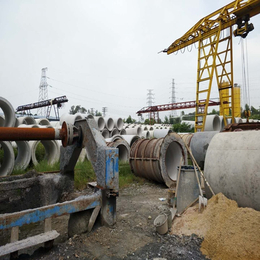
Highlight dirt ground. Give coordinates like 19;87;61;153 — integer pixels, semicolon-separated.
1;182;207;260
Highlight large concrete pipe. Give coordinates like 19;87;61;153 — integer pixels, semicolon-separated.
94;116;106;131
113;117;123;130
49;121;61;128
129;133;187;187
204;115;221;131
105;134;123;143
153;129;173;138
18;124;39;129
14;141;32;170
105;117;114;131
121;135;140;147
0;115;4;127
110;128;119;137
219;116;225;131
29;140;60;166
0;141;15;176
0;97;16;127
141;131;150;139
107;139;130;162
125;126;142;136
190;131;218;170
86;114;94;119
35;118;50;126
17;116;37;125
204;131;260;210
120;128;126;135
60;113;83;125
101;129;110;139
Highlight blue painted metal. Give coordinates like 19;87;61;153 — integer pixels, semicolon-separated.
105;148;119;191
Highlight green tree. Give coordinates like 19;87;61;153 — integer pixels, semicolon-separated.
164;116;169;124
126;115;133;124
69;105;87;114
173;122;194;133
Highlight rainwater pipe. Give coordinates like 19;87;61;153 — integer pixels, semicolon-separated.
204;130;260;211
0;97;16;127
94;116;106;131
0;141;15;176
113;117;123;130
204;115;221;131
129;133;187;187
106;139;130;162
121;135;140;147
190;131;218;170
153;129;173;138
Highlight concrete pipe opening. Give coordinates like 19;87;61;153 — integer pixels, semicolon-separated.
60;113;83;126
105;117;114;131
205;115;221;131
120;128;126;135
35;118;50;126
0;115;5;127
114;117;123;130
107;140;130;162
17;116;37;125
110;128;119;137
0;141;15;176
101;129;110;139
122;135;140;147
0;97;16;127
141;131;150;139
14;141;32;170
94;116;106;131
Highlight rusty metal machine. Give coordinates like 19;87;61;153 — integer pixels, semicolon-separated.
0;118;119;258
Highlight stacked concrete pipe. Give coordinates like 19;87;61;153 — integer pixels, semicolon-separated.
129;133;187;187
0;97;16;127
94;116;106;131
107;139;130;162
153;129;173;138
121;135;140;147
204;115;221;131
17;116;37;126
125;126;142;136
105;117;114;131
141;131;150;139
0;115;5;127
113;117;123;131
204;130;260;211
101;129;110;138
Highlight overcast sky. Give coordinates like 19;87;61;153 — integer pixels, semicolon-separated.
1;0;260;121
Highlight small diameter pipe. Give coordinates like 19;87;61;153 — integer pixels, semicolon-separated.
0;141;15;176
110;128;119;137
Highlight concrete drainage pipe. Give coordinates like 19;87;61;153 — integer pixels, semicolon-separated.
101;129;110;139
14;141;32;170
105;117;114;131
94;116;106;131
29;140;60;166
17;116;37;125
121;135;140;147
141;131;150;139
120;129;126;135
0;97;16;127
35;118;50;126
125;127;142;136
105;134;123;143
60;113;84;125
113;117;123;130
107;139;130;162
0;141;15;176
204;131;260;210
204;115;221;131
110;128;120;137
153;129;173;138
190;131;218;170
0;115;5;127
129;133;187;187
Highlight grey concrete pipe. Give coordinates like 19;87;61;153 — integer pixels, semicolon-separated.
141;131;150;139
204;131;260;211
120;128;126;135
60;113;83;125
101;129;110;139
179;133;193;148
86;114;94;119
153;129;173;138
105;117;114;131
94;116;106;131
129;133;187;187
219;116;225;131
204;115;221;131
0;97;16;127
13;141;32;170
0;141;15;176
121;135;140;147
125;126;142;136
113;117;123;130
35;118;50;126
190;131;218;170
110;128;120;137
29;140;60;166
107;139;130;162
49;121;61;128
17;116;37;125
0;115;4;127
105;134;123;143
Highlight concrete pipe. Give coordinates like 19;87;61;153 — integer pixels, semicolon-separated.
120;128;126;135
204;131;260;210
149;130;154;138
107;139;130;162
86;114;94;119
129;133;187;187
110;128;120;137
17;116;37;125
218;116;225;131
179;133;194;148
113;117;123;130
190;131;218;170
29;140;60;166
0;115;4;127
60;113;83;125
121;135;140;147
105;134;123;143
149;126;154;131
204;115;221;131
0;141;15;176
101;129;110;139
35;118;50;126
94;116;106;131
14;141;32;170
0;97;16;127
235;117;242;123
125;126;142;136
141;131;150;139
105;117;114;131
153;129;173;138
141;125;148;131
18;124;39;128
49;121;61;128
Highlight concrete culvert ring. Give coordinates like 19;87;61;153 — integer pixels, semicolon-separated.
0;141;15;176
0;97;16;127
14;141;32;170
107;139;130;162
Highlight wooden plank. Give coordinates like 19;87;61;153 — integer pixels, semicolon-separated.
10;226;19;243
0;230;59;256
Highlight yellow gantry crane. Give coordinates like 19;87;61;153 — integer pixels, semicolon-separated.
164;0;260;132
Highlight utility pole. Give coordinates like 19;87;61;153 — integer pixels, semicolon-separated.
170;79;177;117
102;107;107;117
37;67;49;116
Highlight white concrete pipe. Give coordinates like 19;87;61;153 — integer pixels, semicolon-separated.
0;97;16;127
86;114;94;119
35;118;50;126
120;128;126;135
0;141;15;176
149;126;154;131
0;115;4;127
17;116;37;125
204;115;221;131
141;125;148;131
105;117;114;131
235;117;242;123
179;133;194;148
125;126;142;136
129;133;187;187
101;129;110;139
18;124;39;128
107;139;130;162
105;134;123;143
153;129;173;138
110;128;120;137
218;116;225;131
29;140;60;166
113;117;123;130
49;121;61;128
204;131;260;211
121;135;140;147
149;130;154;138
60;113;84;125
141;131;150;139
190;131;218;170
14;141;32;170
94;116;106;131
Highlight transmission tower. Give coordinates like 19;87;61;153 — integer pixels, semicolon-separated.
147;89;154;107
170;79;177;117
37;67;49;116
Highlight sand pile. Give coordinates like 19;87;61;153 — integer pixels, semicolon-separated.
171;193;260;260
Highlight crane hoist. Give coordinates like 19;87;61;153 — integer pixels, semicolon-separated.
163;0;260;132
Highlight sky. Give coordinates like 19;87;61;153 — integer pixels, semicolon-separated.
1;0;260;121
